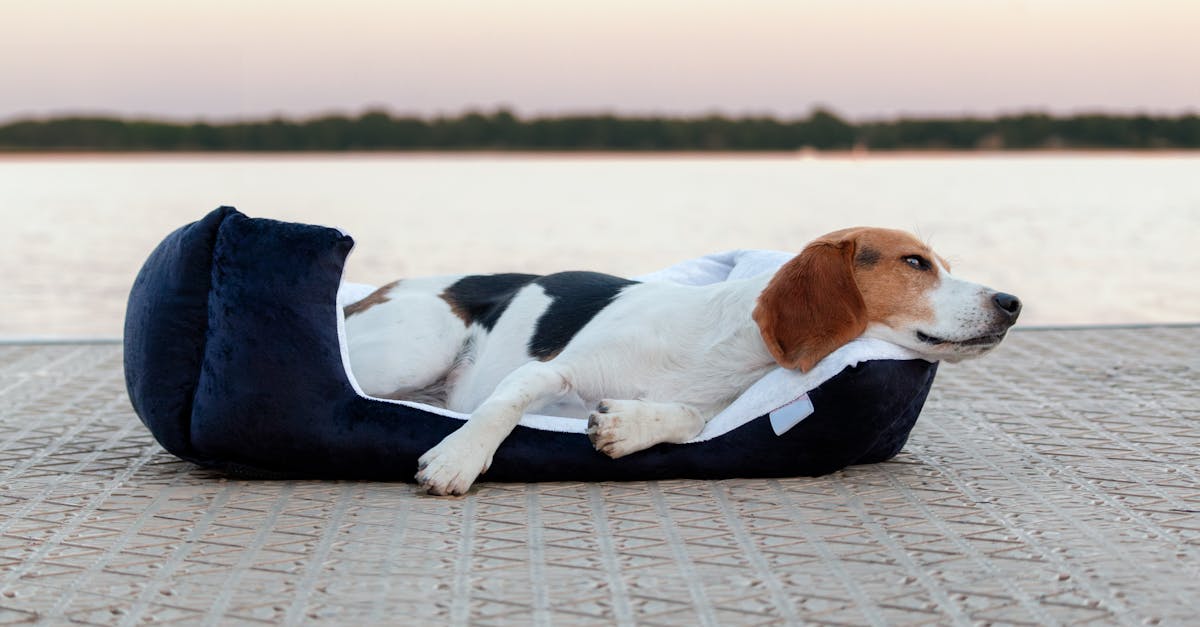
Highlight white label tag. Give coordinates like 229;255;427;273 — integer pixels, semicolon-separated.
769;395;815;436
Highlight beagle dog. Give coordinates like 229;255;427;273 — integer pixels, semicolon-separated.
343;227;1021;495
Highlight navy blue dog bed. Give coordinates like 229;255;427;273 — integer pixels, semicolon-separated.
123;207;937;481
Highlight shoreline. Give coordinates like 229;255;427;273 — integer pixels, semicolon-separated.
2;148;1200;161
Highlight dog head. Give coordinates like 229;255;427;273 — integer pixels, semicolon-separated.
753;227;1021;372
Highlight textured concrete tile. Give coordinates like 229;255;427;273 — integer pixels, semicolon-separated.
0;326;1198;625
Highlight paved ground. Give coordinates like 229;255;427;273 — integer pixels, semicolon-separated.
0;326;1197;625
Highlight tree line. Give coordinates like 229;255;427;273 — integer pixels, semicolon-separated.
1;108;1197;151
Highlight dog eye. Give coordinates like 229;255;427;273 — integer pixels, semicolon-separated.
903;255;931;271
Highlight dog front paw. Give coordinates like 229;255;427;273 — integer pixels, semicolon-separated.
587;400;650;459
416;430;493;496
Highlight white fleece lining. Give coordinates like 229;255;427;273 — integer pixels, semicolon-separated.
335;249;929;442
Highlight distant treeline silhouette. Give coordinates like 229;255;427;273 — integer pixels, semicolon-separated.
1;108;1197;151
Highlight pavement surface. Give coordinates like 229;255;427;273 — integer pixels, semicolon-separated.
0;326;1197;625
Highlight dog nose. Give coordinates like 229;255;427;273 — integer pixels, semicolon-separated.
992;292;1022;320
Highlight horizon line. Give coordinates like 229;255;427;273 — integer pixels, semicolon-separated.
4;105;1200;126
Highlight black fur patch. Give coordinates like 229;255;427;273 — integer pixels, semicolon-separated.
855;246;882;267
440;273;540;331
529;272;639;360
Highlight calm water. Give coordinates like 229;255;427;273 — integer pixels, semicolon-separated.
1;153;1197;337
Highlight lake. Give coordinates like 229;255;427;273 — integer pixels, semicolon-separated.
1;152;1197;338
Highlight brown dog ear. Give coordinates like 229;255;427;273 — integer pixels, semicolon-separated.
752;238;867;372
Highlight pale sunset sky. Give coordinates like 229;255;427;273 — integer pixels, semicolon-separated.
3;0;1197;121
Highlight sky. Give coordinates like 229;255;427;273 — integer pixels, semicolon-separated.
2;0;1198;122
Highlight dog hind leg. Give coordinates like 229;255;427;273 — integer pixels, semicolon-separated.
345;293;467;399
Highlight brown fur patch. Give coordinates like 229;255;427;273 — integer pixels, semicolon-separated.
753;227;943;372
439;290;472;325
855;246;882;267
344;280;401;318
378;375;449;406
842;228;939;329
536;348;563;362
752;238;867;372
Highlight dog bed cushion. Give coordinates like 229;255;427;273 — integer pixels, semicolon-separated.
124;207;938;481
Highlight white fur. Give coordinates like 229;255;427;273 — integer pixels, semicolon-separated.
410;275;783;494
446;286;558;413
344;276;466;398
927;273;1005;342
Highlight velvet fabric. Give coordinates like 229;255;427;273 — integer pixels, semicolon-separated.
124;208;938;480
